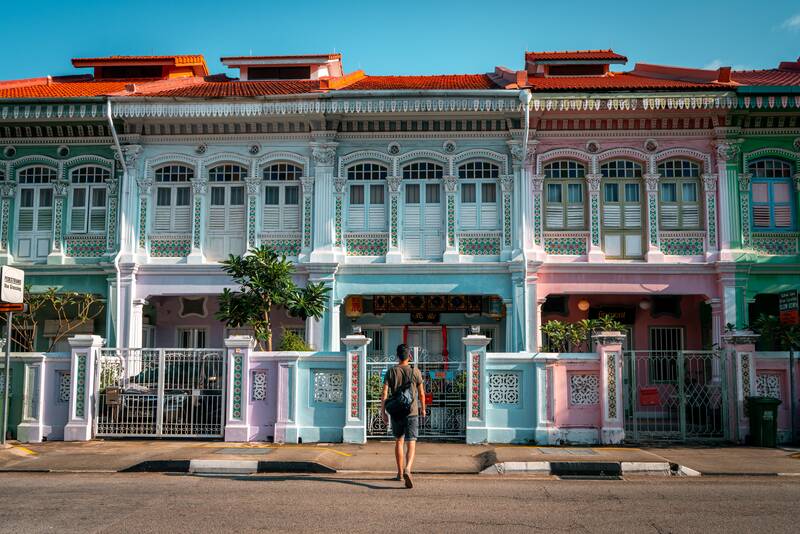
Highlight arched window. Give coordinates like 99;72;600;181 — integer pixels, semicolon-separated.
657;160;701;230
70;166;110;234
346;163;387;232
402;161;444;259
750;158;795;231
153;165;193;233
543;160;585;229
458;161;499;230
207;164;247;260
16;166;58;261
262;162;302;232
601;160;643;258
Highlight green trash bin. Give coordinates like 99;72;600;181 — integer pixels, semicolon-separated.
746;396;782;447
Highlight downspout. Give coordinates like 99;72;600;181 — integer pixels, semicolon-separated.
106;99;126;347
519;89;532;259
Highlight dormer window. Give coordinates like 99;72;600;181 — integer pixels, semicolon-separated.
221;54;343;81
525;50;627;77
248;66;311;80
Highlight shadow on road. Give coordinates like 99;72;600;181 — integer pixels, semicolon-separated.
171;473;407;490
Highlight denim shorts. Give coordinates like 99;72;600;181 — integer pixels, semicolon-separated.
391;415;419;441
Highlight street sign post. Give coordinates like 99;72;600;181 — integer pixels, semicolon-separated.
1;265;24;446
779;290;799;326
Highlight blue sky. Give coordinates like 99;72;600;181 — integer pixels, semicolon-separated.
2;0;798;80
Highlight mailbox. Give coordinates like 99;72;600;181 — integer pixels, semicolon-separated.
105;386;122;406
639;386;661;407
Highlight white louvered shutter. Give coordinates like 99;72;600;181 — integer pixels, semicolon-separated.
661;204;679;228
368;204;385;231
70;187;87;233
546;205;564;228
566;205;584;228
603;204;621;228
173;205;191;233
283;205;300;232
17;189;34;232
752;205;771;228
681;204;700;228
36;189;53;233
461;204;478;228
404;192;422;258
624;204;641;228
773;182;792;228
480;203;497;230
89;188;106;232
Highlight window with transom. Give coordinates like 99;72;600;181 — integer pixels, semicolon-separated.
209;164;248;182
458;161;499;230
544;160;586;230
206;164;246;258
601;160;644;258
16;166;58;261
657;160;701;230
263;162;302;232
153;165;193;233
69;166;110;234
749;158;795;231
347;163;387;232
402;162;443;180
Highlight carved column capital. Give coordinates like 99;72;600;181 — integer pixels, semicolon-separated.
508;140;537;166
137;177;154;196
714;140;742;163
333;176;347;194
387;175;402;193
0;182;17;198
443;175;458;194
644;173;660;193
116;144;143;173
737;172;752;193
310;142;338;167
191;179;208;196
54;180;69;197
300;175;315;194
500;174;515;193
245;176;261;195
586;173;603;193
105;177;119;196
702;173;718;193
530;174;545;192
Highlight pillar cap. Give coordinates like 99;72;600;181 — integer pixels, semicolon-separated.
68;335;105;349
592;331;626;345
224;335;257;349
462;334;491;348
341;334;371;348
722;330;760;346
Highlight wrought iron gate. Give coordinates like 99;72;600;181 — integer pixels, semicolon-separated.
623;350;730;442
95;348;226;438
366;357;467;440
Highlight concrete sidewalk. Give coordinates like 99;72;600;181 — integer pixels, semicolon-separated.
1;440;799;477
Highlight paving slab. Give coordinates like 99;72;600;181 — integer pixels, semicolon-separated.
650;446;800;475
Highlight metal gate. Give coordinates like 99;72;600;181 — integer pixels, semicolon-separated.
95;348;226;438
623;350;730;442
366;357;466;440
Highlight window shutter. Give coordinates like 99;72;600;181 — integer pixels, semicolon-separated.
774;205;792;228
368;204;386;231
603;204;621;228
752;205;771;228
89;188;106;232
623;204;641;228
681;204;700;228
209;205;226;231
423;202;441;227
349;204;365;231
229;204;245;231
461;204;478;228
566;205;584;228
173;205;191;233
70;206;86;233
480;203;498;230
545;205;564;228
154;206;172;232
18;208;33;232
283;205;300;232
37;206;53;232
262;205;280;231
405;204;421;230
661;205;679;228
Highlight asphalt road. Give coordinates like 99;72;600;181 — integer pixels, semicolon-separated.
0;473;798;533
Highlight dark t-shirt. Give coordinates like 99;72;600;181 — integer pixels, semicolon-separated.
384;364;424;417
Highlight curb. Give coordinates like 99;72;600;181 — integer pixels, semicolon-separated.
120;459;337;475
481;461;675;477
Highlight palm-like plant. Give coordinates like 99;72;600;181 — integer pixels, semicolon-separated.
216;246;330;351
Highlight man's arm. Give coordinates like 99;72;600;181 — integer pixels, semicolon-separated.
418;378;426;419
380;383;389;423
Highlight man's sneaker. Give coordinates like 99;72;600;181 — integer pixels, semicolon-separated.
403;471;414;489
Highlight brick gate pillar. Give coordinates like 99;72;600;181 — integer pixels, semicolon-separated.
224;335;255;442
342;328;371;443
64;335;104;441
593;331;626;444
722;330;759;443
464;327;490;444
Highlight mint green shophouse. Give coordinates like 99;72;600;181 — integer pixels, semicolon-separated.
0;97;120;439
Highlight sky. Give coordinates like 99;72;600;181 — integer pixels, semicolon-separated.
1;0;798;80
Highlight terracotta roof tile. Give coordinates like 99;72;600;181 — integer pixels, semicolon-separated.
72;55;206;66
731;69;800;86
134;79;322;97
526;50;627;62
0;79;135;98
343;74;499;90
527;72;722;91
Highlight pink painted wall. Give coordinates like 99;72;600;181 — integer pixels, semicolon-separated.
541;294;707;351
150;295;304;349
248;359;279;441
754;358;795;434
538;271;719;301
551;360;602;429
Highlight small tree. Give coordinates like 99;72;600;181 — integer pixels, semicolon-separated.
216;246;330;351
3;287;104;352
749;314;800;351
541;317;627;352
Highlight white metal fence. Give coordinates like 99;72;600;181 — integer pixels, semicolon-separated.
95;348;226;438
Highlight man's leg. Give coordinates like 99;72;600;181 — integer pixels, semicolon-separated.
405;440;417;474
394;436;405;477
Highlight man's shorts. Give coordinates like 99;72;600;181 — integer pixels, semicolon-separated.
391;415;419;441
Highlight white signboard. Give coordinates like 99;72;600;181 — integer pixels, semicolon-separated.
0;266;24;304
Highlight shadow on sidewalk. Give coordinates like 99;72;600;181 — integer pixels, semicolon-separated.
169;473;406;490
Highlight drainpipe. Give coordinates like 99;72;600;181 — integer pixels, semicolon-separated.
106;99;127;347
519;89;532;258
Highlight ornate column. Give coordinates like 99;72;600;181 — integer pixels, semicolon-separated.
342;329;371;444
737;172;752;249
130;298;147;349
135;175;153;258
510;269;525;352
644;172;664;262
464;328;491;444
64;335;104;441
224;335;255;442
16;355;46;443
309;137;338;263
187;174;207;264
46;179;69;265
118;144;142;262
443;174;459;263
0;181;17;264
707;297;723;384
714;138;742;255
500;174;514;261
245;176;261;251
508;138;537;256
593;331;626;444
702;173;719;260
723;330;759;442
386;175;402;263
586;173;605;262
299;175;315;261
105;174;119;256
333;176;346;258
530;173;545;252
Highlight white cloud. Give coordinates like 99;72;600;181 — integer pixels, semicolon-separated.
781;14;800;30
703;59;724;70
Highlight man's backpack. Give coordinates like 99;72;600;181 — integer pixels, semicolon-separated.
384;366;415;419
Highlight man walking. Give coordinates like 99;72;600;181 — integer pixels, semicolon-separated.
381;344;426;488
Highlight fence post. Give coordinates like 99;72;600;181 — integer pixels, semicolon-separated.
722;330;759;443
224;335;255;442
533;354;556;445
16;356;45;443
64;335;104;441
464;328;490;444
274;356;299;443
342;328;371;444
593;331;626;444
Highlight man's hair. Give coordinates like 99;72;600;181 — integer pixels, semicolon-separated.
396;344;411;361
